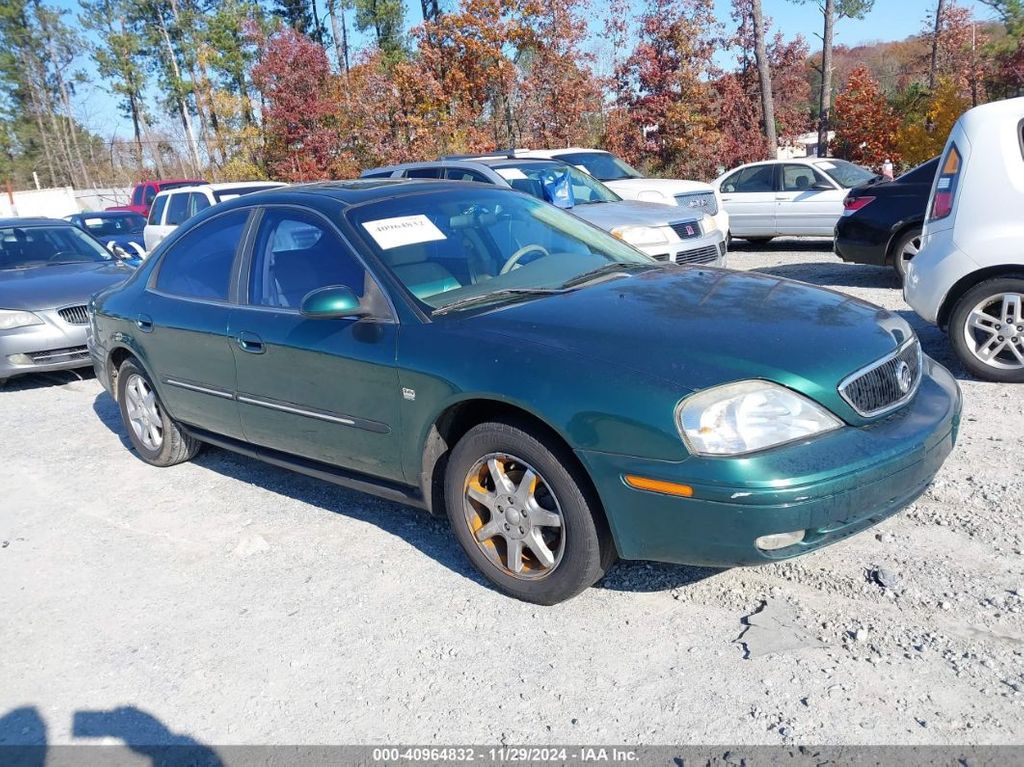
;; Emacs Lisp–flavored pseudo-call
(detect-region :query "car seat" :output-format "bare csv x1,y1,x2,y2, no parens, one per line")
381,243,461,300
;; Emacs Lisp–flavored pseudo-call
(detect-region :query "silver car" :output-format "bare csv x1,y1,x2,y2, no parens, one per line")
0,218,133,385
362,157,727,266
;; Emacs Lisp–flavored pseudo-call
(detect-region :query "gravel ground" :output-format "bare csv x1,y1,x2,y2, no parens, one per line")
2,238,1023,749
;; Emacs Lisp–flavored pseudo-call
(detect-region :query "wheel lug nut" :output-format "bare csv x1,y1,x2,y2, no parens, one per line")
998,336,1004,341
519,527,525,534
504,523,510,530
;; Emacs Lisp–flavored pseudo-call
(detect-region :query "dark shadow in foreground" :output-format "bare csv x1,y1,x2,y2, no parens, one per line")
0,705,221,767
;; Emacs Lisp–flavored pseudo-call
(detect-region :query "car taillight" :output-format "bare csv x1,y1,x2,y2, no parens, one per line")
929,144,961,221
842,195,875,215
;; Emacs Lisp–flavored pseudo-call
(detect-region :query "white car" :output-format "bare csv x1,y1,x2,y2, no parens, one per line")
144,181,286,251
516,148,729,234
714,158,877,242
904,96,1024,383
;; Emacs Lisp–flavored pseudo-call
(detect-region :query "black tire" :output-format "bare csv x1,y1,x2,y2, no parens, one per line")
948,277,1024,383
744,236,774,245
116,359,201,466
891,228,922,285
444,419,614,604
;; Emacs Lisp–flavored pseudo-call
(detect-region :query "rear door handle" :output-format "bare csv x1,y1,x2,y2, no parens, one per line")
236,331,265,354
136,314,153,332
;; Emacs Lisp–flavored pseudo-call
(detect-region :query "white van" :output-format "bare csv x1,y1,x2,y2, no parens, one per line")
143,181,285,251
904,97,1024,382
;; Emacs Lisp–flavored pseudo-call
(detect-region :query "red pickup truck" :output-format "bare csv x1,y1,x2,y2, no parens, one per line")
106,179,206,217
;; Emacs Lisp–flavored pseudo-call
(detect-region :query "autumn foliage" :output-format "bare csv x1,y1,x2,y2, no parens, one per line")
830,66,901,168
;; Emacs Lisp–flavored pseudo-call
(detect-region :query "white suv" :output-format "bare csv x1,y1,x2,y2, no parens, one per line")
516,148,729,234
904,97,1024,383
143,181,285,251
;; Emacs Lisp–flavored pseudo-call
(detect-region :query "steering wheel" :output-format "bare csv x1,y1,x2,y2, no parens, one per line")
500,244,550,275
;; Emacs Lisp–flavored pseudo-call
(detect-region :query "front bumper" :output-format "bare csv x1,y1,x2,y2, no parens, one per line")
0,310,91,380
639,230,727,267
576,356,961,567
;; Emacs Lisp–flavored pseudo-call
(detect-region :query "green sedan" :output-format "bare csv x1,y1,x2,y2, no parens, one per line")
88,181,962,604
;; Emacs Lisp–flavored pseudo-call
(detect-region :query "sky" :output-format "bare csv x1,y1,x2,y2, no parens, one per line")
61,0,1001,138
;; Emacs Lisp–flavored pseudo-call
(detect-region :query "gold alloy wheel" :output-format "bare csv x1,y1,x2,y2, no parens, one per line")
463,453,566,580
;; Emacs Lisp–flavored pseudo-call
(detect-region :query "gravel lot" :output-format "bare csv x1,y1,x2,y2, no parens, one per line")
2,239,1023,749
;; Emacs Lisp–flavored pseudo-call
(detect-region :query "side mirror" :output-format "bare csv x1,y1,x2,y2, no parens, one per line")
300,285,368,320
812,181,833,191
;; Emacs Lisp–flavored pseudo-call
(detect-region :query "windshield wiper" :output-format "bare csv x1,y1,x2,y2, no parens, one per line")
432,288,570,317
559,262,652,289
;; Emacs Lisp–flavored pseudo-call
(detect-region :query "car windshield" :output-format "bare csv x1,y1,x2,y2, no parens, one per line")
0,225,114,269
346,187,654,313
490,161,621,205
555,152,643,182
897,157,940,183
815,159,877,188
78,214,145,235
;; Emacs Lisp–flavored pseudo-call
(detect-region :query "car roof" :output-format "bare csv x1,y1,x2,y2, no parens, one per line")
153,181,286,196
74,210,142,217
0,217,75,228
366,157,566,176
206,179,498,210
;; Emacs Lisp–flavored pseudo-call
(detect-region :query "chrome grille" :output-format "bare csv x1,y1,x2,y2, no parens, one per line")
27,345,90,364
58,305,89,325
838,339,922,417
651,253,672,262
674,191,719,216
669,220,703,240
674,245,720,265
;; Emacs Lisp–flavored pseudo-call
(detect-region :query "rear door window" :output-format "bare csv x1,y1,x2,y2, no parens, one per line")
148,195,168,225
131,186,144,206
164,193,190,226
445,168,489,183
722,165,776,193
154,210,250,301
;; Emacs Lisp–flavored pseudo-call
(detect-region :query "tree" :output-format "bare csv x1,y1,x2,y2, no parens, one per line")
518,0,601,148
830,64,899,167
80,0,149,169
251,27,351,179
926,2,987,105
796,0,875,156
750,0,777,156
354,0,405,59
610,0,722,179
896,78,968,165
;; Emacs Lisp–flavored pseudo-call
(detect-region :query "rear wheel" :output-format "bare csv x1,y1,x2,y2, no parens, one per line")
116,359,201,465
444,419,613,604
949,278,1024,383
892,228,921,284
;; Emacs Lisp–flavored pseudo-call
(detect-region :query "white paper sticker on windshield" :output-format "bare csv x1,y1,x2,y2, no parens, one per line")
495,167,528,181
816,161,836,170
362,214,447,250
84,217,104,226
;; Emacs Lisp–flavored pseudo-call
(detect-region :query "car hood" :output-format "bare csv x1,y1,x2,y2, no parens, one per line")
570,199,702,231
605,178,714,201
0,261,133,310
468,267,913,418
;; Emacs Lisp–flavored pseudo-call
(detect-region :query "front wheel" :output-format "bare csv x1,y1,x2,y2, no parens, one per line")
116,359,201,465
891,228,921,285
444,420,613,604
949,278,1024,383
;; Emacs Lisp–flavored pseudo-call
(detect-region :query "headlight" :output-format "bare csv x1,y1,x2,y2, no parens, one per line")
0,309,43,330
677,380,842,456
702,215,718,233
611,226,670,247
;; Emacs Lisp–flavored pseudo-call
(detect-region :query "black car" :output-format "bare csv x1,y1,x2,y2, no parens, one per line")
834,157,939,283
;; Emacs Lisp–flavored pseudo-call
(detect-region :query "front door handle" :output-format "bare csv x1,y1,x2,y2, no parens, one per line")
136,314,153,332
236,331,265,354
